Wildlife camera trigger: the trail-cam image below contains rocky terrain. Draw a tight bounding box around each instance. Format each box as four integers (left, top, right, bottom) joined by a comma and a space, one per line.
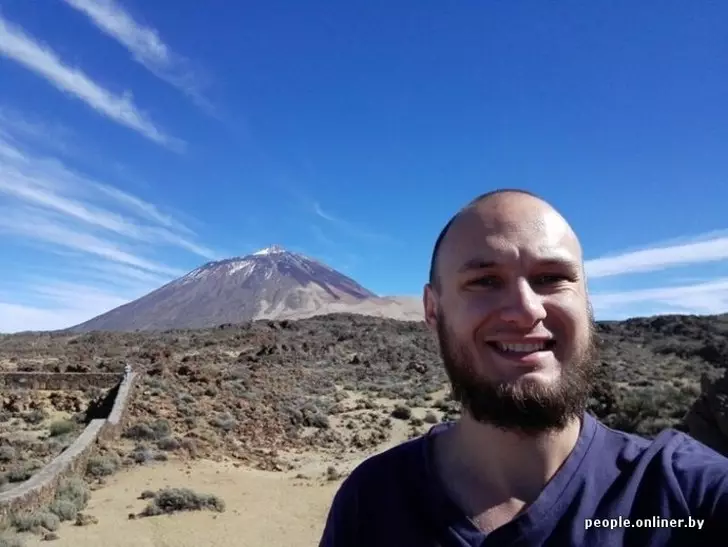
0, 389, 92, 492
2, 311, 728, 472
67, 246, 423, 332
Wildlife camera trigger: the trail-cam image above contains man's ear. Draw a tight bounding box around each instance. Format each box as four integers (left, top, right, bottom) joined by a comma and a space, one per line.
423, 283, 439, 332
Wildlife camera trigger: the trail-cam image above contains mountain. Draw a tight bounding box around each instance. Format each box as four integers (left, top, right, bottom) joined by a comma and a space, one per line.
69, 245, 424, 332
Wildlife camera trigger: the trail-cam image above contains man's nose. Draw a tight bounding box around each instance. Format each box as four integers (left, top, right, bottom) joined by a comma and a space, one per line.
500, 278, 547, 326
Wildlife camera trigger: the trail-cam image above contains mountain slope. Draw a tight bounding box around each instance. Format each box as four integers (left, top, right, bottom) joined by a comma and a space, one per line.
70, 245, 423, 332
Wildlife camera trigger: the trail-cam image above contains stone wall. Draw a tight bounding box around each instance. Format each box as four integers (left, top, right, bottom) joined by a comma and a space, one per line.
0, 372, 140, 523
0, 420, 106, 521
0, 372, 120, 390
98, 372, 139, 443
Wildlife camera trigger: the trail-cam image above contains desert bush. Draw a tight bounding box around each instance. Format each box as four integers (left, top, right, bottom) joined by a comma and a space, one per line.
55, 477, 90, 511
149, 419, 171, 439
178, 405, 196, 417
424, 411, 438, 424
23, 410, 46, 425
179, 438, 198, 456
139, 488, 225, 517
210, 413, 235, 431
130, 445, 154, 464
12, 510, 60, 534
0, 446, 16, 463
5, 461, 40, 483
125, 419, 171, 441
49, 419, 75, 437
0, 532, 25, 547
157, 436, 181, 451
391, 405, 411, 420
48, 499, 78, 522
177, 393, 195, 404
75, 513, 98, 526
86, 453, 121, 478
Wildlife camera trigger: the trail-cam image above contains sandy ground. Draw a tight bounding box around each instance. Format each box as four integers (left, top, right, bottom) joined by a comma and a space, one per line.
23, 459, 344, 547
17, 391, 449, 547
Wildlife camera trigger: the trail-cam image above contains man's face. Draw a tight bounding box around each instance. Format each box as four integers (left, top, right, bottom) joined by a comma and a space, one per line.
424, 196, 598, 434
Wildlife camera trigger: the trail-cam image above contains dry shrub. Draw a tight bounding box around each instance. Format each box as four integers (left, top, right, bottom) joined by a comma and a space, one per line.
139, 487, 225, 517
49, 420, 75, 437
12, 511, 59, 534
86, 453, 122, 478
0, 533, 24, 547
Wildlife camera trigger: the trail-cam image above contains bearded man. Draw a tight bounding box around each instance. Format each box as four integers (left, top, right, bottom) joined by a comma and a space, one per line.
318, 189, 728, 546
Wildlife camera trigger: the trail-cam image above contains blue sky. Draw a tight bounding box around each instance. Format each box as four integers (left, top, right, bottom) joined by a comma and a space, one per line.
1, 0, 727, 332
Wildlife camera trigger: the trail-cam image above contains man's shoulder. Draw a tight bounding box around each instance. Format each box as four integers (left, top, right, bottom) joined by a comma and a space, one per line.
319, 425, 451, 546
348, 426, 437, 479
593, 417, 728, 512
336, 422, 449, 498
595, 417, 728, 468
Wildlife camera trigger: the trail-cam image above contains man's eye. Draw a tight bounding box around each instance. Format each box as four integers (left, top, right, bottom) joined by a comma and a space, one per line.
534, 274, 569, 285
469, 276, 500, 287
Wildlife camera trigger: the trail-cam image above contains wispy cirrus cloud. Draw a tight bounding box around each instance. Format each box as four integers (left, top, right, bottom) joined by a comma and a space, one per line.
0, 14, 182, 150
0, 144, 217, 261
0, 208, 185, 277
0, 280, 152, 332
585, 230, 728, 318
585, 236, 728, 278
0, 106, 78, 158
312, 201, 399, 244
60, 0, 212, 110
591, 277, 728, 317
0, 118, 215, 332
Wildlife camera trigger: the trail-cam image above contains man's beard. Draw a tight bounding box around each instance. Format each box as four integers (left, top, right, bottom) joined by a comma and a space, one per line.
436, 311, 599, 435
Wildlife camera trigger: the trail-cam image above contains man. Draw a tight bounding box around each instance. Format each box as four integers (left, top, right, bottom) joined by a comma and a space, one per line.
318, 189, 728, 546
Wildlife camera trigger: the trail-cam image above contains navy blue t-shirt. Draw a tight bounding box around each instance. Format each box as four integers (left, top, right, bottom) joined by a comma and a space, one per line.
319, 412, 728, 546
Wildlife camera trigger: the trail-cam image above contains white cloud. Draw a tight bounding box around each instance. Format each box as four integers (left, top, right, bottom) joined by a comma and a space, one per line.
312, 201, 398, 244
0, 15, 182, 150
0, 133, 216, 260
0, 280, 148, 332
83, 261, 172, 287
585, 236, 728, 278
0, 106, 77, 157
0, 209, 184, 276
93, 182, 195, 234
0, 118, 216, 332
591, 277, 728, 317
0, 302, 96, 332
61, 0, 210, 108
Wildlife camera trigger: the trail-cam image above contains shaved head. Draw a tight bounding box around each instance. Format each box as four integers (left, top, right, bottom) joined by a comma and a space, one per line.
429, 189, 582, 292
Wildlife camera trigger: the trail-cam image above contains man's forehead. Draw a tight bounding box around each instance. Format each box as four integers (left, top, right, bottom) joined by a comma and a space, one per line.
440, 199, 583, 265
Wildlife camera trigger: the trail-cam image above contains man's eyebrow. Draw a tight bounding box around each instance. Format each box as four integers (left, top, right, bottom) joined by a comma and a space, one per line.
456, 255, 578, 274
457, 258, 497, 274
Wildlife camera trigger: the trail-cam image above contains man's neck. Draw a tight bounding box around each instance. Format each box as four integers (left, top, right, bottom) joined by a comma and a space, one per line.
434, 412, 583, 519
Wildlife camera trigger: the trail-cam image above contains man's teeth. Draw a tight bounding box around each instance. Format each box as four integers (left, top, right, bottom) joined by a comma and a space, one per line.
496, 342, 546, 353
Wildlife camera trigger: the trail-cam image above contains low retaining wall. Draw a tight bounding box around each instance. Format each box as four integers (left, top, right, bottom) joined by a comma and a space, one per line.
0, 420, 106, 521
0, 372, 121, 390
98, 371, 138, 443
0, 372, 140, 523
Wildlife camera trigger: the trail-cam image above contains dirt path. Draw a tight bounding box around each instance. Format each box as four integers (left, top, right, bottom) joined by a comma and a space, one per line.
23, 459, 343, 547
